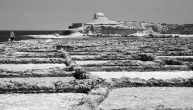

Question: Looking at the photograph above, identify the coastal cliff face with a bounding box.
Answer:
[122,21,193,34]
[77,12,193,35]
[123,21,166,32]
[87,22,193,35]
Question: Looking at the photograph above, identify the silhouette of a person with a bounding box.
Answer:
[9,31,15,42]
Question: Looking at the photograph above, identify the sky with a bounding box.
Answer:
[0,0,193,30]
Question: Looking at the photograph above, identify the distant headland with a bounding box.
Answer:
[1,12,193,37]
[68,12,193,36]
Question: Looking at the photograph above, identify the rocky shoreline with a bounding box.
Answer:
[1,38,193,110]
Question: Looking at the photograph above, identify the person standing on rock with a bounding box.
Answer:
[9,31,15,43]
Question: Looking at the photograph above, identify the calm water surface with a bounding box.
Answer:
[0,35,35,43]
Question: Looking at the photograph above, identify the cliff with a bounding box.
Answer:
[87,22,193,35]
[118,21,193,34]
[76,12,193,35]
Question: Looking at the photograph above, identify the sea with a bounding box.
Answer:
[0,30,57,43]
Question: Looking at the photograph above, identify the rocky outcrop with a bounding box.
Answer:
[82,12,193,35]
[86,12,118,25]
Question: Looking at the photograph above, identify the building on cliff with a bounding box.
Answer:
[68,12,119,29]
[66,12,193,36]
[85,12,119,25]
[84,12,142,35]
[67,12,144,35]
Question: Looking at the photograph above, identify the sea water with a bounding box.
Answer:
[0,35,36,43]
[0,30,57,43]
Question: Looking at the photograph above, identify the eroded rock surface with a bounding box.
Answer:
[99,88,193,110]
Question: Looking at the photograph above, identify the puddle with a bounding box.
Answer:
[12,52,31,55]
[0,64,66,71]
[157,56,193,58]
[91,71,193,80]
[75,61,108,65]
[0,77,75,83]
[71,55,98,59]
[13,52,57,55]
